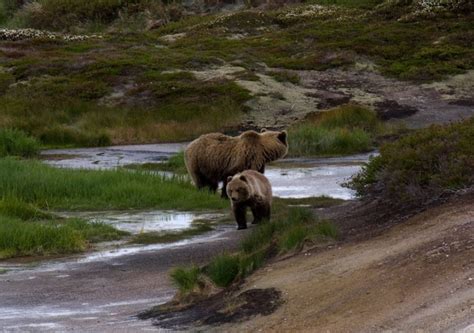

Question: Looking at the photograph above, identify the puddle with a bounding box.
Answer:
[0,297,170,332]
[58,210,222,234]
[267,164,360,199]
[41,143,186,170]
[267,152,375,199]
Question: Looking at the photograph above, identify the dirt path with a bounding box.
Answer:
[212,195,474,332]
[0,227,246,332]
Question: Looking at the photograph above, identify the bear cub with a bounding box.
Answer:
[226,170,272,230]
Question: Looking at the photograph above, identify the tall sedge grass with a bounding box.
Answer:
[289,104,379,156]
[0,128,40,158]
[0,215,86,258]
[170,266,201,293]
[0,196,52,220]
[171,207,339,291]
[206,253,240,287]
[0,215,126,258]
[0,158,227,210]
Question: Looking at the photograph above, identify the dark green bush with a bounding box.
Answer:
[348,118,474,207]
[0,128,40,157]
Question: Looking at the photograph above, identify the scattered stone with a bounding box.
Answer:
[160,33,187,43]
[448,99,474,107]
[147,19,168,31]
[0,28,102,42]
[307,91,352,109]
[374,100,419,120]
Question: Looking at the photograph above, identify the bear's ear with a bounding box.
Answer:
[227,176,233,183]
[278,130,287,144]
[240,130,259,142]
[260,128,267,133]
[239,175,247,182]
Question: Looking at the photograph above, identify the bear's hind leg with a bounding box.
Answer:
[195,172,218,193]
[221,178,229,199]
[251,203,271,224]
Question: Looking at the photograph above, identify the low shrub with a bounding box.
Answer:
[348,118,474,208]
[0,128,40,157]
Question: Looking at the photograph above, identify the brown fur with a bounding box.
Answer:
[226,170,272,230]
[184,129,288,197]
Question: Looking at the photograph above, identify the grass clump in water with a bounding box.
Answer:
[290,104,380,156]
[130,222,213,244]
[0,200,127,259]
[125,151,187,175]
[0,129,40,158]
[0,158,227,211]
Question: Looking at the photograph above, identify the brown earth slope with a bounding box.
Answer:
[214,194,474,332]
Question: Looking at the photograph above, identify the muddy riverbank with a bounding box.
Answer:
[0,226,247,332]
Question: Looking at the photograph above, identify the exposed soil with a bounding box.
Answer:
[180,63,473,130]
[138,287,282,329]
[220,193,474,332]
[143,192,474,331]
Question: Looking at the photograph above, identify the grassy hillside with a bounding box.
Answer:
[0,0,473,146]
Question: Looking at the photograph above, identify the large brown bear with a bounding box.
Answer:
[184,129,288,197]
[226,170,272,230]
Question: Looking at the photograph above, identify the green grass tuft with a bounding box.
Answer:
[0,129,40,158]
[170,266,201,293]
[0,196,52,220]
[206,253,240,288]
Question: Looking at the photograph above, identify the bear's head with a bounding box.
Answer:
[239,129,288,161]
[259,128,288,160]
[226,174,251,203]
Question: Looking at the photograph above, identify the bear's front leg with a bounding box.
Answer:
[251,203,271,224]
[233,203,247,230]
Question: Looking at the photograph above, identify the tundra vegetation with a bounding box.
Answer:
[348,117,474,209]
[0,0,472,146]
[171,205,340,294]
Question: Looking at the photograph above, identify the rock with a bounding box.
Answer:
[374,100,419,120]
